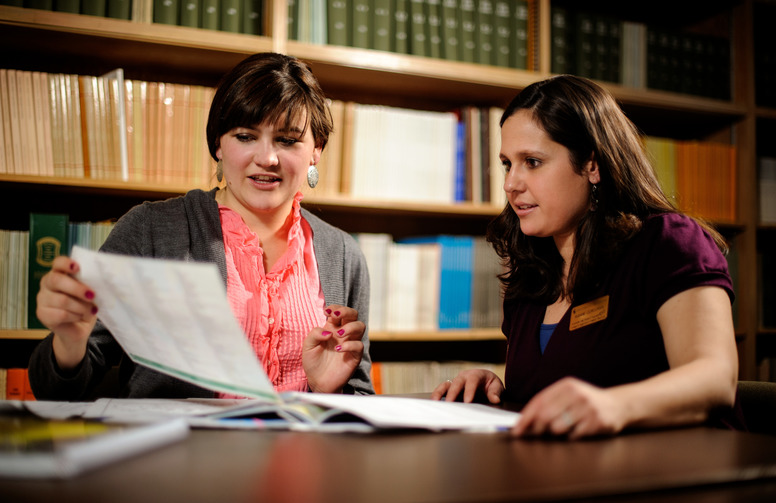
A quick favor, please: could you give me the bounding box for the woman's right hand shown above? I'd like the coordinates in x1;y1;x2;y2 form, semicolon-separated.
36;256;98;370
430;369;505;404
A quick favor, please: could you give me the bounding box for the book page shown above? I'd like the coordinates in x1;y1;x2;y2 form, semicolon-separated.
70;246;278;402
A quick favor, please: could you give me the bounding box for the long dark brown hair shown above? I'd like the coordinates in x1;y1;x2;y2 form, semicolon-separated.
487;75;727;304
206;52;333;161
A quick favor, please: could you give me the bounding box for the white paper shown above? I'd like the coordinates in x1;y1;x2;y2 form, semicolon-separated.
70;246;278;401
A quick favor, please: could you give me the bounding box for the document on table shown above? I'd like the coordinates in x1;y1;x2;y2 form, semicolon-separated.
67;246;522;433
70;246;278;402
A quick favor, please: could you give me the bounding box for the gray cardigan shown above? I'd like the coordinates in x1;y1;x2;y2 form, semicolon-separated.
29;189;374;399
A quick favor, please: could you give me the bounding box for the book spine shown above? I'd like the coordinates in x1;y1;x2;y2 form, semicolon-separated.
475;0;494;65
200;0;219;30
574;11;594;78
242;0;262;35
28;213;69;329
372;0;392;52
54;0;80;13
394;0;410;54
106;0;131;19
549;5;568;74
220;0;241;33
327;0;350;46
179;0;200;27
352;0;371;49
426;0;443;59
80;0;105;16
153;0;179;24
441;0;459;61
458;0;475;63
409;0;428;57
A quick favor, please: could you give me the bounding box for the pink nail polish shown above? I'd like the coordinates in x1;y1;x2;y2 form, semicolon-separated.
326;309;332;315
322;331;332;336
85;291;95;300
70;262;77;271
337;329;345;336
335;345;342;352
334;311;341;316
91;306;98;315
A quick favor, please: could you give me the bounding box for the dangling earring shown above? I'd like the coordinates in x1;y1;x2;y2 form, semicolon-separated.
307;165;319;188
590;183;599;212
216;159;223;183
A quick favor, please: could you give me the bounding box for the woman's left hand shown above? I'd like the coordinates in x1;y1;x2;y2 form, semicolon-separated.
511;377;626;440
302;305;365;393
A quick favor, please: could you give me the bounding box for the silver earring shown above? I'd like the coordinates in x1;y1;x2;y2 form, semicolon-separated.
590;183;599;211
307;165;319;188
216;159;223;183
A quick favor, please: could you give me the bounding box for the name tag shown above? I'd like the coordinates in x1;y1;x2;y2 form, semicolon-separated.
569;295;609;331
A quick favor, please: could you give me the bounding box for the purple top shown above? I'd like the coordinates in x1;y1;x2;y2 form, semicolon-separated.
502;213;734;406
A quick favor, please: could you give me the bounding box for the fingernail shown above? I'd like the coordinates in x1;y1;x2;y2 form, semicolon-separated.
325;309;332;315
91;306;98;315
337;329;345;336
70;262;77;271
85;291;95;300
322;331;332;336
335;345;342;352
334;311;341;316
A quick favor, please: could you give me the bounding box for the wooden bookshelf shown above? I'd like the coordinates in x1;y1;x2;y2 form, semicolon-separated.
0;0;771;381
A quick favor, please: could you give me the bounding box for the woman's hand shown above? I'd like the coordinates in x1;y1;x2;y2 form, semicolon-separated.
302;305;365;393
430;369;504;404
36;256;98;370
511;377;626;440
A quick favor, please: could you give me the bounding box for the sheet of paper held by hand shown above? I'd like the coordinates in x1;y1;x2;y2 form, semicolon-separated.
70;246;278;402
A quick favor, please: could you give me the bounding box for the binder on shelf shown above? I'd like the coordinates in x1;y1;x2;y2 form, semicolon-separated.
27;213;69;329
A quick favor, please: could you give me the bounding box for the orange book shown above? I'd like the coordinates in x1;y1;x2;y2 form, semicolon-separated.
370;361;383;395
6;368;26;400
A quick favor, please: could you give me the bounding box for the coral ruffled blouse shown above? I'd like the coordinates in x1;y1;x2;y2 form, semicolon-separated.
217;193;326;395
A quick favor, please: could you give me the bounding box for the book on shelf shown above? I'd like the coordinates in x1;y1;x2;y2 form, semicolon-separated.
441;0;460;61
352;0;370;49
326;0;349;46
409;0;428;57
27;213;69;330
220;0;240;33
107;0;132;20
474;0;493;66
0;407;189;479
179;0;200;28
200;0;219;30
3;368;35;401
152;0;178;25
242;0;262;35
492;0;510;68
759;157;776;225
458;0;476;63
427;0;443;59
372;0;391;52
394;0;410;54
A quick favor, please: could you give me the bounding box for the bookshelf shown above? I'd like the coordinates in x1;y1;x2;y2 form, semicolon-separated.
0;0;770;384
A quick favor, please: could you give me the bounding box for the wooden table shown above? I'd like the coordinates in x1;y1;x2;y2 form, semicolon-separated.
3;424;776;502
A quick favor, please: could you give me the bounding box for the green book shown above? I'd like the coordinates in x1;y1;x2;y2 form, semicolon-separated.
409;0;427;57
593;15;609;81
0;0;24;6
106;0;131;19
288;0;298;40
513;0;528;69
492;0;510;67
54;0;79;12
220;0;241;33
426;0;443;59
458;0;475;63
394;0;409;54
373;0;392;52
81;0;106;16
352;0;370;49
575;11;595;78
607;17;621;83
25;0;54;10
327;0;350;46
242;0;262;35
179;0;200;27
201;0;219;30
28;214;69;329
475;0;493;65
441;0;459;61
549;6;568;74
153;0;179;25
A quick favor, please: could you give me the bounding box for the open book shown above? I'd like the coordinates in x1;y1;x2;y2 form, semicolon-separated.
69;246;520;432
0;403;188;479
